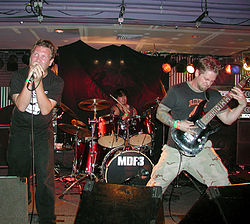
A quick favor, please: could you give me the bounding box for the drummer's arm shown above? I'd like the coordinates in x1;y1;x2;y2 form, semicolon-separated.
132;107;137;116
111;105;120;116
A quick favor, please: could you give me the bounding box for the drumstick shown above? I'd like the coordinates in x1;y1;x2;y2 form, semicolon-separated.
109;94;130;114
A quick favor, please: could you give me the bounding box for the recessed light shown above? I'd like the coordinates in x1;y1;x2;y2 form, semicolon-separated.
55;29;64;34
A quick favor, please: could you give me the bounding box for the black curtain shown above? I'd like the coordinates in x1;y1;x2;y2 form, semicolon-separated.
58;40;168;163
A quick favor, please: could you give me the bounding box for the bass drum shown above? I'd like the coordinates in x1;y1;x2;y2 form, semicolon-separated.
101;146;153;186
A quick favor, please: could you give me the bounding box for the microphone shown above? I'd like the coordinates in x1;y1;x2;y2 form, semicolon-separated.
26;74;34;86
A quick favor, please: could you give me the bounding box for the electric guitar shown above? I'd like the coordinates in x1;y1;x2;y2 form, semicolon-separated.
171;74;249;156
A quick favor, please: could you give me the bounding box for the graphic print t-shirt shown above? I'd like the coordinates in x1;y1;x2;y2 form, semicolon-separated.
10;67;64;130
160;82;223;147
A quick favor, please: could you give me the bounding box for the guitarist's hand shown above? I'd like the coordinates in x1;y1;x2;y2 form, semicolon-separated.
230;87;247;107
179;120;198;135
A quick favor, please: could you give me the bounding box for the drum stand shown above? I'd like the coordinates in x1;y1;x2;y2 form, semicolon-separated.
58;106;99;199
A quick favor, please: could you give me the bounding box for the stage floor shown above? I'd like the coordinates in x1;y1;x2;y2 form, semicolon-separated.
27;167;250;224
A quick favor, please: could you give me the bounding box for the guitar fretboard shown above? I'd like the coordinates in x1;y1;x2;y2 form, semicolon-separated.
200;75;249;126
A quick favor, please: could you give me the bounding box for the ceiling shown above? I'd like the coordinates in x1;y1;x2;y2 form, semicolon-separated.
0;0;250;56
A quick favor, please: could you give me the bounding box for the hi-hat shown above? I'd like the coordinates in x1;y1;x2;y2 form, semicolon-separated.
78;99;111;111
71;119;86;127
58;123;91;138
58;103;78;119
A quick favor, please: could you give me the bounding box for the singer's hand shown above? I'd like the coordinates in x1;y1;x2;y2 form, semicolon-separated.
28;62;44;83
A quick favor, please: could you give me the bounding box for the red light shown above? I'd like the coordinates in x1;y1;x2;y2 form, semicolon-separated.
162;63;171;73
225;64;232;74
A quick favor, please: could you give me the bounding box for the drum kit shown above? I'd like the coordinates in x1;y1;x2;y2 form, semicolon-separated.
55;97;160;198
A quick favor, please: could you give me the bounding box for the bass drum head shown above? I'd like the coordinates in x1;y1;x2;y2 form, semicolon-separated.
102;148;153;186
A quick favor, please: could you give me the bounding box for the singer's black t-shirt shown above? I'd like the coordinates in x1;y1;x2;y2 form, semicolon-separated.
9;67;64;130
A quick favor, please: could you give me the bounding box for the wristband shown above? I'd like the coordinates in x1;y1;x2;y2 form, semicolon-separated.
174;120;180;129
25;78;29;85
124;113;129;116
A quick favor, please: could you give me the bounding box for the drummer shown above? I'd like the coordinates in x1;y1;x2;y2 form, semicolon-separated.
111;88;137;119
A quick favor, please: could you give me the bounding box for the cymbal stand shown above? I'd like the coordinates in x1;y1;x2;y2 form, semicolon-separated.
71;133;81;177
58;102;98;199
123;117;131;149
58;132;85;198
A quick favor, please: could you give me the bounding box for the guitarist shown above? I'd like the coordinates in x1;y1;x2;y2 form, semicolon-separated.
146;56;247;194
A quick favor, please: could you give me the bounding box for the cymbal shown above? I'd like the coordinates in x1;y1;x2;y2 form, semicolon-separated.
144;97;162;110
58;123;91;138
71;119;86;127
78;99;111;111
59;103;78;119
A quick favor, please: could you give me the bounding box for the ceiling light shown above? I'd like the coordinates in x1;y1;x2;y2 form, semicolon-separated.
162;63;171;73
243;57;250;71
186;64;195;74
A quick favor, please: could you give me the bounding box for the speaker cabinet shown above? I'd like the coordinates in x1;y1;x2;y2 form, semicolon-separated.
0;127;9;166
236;119;250;166
180;183;250;224
0;176;28;224
74;180;164;224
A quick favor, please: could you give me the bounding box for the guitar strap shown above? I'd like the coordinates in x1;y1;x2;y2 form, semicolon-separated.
205;90;210;102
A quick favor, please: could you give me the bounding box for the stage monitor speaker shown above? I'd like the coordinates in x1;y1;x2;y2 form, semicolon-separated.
0;176;28;224
74;180;165;224
0;127;9;166
236;119;250;166
179;183;250;224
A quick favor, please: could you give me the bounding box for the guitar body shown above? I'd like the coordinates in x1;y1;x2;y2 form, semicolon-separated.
171;100;216;156
171;74;249;156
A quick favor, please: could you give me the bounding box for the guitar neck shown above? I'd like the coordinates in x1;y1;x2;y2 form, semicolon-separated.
200;75;249;126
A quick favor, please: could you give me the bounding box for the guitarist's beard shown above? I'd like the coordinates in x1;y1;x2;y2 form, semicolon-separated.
197;82;210;92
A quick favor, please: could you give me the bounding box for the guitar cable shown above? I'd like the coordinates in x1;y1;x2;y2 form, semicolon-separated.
167;149;183;223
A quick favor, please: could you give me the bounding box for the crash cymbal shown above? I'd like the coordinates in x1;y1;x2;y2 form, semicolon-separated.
78;98;111;111
59;103;78;119
58;123;91;138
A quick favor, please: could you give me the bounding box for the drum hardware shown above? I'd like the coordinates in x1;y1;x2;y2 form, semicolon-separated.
59;99;109;199
57;124;91;199
122;168;150;185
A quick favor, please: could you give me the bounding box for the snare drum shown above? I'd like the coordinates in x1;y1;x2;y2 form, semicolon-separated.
101;146;153;186
98;115;124;148
129;115;153;147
